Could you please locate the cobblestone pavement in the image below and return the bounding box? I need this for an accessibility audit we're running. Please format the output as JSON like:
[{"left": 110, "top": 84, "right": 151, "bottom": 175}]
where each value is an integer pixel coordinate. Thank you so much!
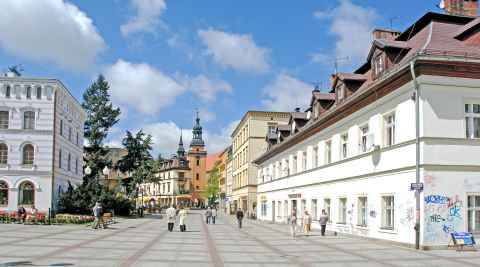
[{"left": 1, "top": 210, "right": 480, "bottom": 266}]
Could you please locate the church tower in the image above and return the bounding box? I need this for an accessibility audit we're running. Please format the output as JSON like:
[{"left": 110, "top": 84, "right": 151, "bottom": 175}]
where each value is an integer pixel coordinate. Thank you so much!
[{"left": 188, "top": 111, "right": 207, "bottom": 207}]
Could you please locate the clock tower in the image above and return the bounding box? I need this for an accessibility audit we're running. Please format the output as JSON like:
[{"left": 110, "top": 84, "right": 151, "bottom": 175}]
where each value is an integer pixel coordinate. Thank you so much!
[{"left": 188, "top": 111, "right": 207, "bottom": 207}]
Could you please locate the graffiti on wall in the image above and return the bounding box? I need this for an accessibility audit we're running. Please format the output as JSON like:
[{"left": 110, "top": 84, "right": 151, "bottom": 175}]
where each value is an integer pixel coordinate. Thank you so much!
[
  {"left": 399, "top": 199, "right": 414, "bottom": 227},
  {"left": 424, "top": 194, "right": 463, "bottom": 244}
]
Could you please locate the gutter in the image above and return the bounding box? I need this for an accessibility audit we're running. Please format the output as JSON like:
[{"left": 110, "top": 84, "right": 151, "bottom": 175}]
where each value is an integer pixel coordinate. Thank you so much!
[{"left": 410, "top": 58, "right": 421, "bottom": 250}]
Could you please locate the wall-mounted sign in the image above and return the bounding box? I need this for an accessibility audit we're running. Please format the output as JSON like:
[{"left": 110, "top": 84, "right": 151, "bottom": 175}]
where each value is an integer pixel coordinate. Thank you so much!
[
  {"left": 410, "top": 182, "right": 424, "bottom": 191},
  {"left": 288, "top": 193, "right": 302, "bottom": 199}
]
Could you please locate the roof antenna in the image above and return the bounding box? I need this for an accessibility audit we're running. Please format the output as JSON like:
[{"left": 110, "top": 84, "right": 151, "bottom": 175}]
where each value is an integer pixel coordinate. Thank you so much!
[
  {"left": 334, "top": 56, "right": 350, "bottom": 74},
  {"left": 389, "top": 16, "right": 399, "bottom": 30}
]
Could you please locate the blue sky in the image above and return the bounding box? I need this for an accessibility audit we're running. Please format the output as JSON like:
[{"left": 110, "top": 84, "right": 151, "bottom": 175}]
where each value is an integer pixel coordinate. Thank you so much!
[{"left": 0, "top": 0, "right": 441, "bottom": 155}]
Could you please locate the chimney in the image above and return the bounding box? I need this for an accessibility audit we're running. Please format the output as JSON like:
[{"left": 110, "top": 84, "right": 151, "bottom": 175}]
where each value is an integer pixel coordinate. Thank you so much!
[
  {"left": 372, "top": 28, "right": 401, "bottom": 40},
  {"left": 442, "top": 0, "right": 478, "bottom": 17}
]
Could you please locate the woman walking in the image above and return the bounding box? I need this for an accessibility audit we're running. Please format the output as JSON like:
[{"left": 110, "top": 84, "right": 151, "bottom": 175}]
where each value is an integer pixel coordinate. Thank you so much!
[
  {"left": 178, "top": 206, "right": 187, "bottom": 232},
  {"left": 303, "top": 210, "right": 312, "bottom": 236},
  {"left": 290, "top": 209, "right": 298, "bottom": 238}
]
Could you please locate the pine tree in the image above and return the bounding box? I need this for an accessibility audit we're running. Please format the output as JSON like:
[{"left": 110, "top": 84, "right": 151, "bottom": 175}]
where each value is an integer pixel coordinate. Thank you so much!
[{"left": 82, "top": 75, "right": 121, "bottom": 183}]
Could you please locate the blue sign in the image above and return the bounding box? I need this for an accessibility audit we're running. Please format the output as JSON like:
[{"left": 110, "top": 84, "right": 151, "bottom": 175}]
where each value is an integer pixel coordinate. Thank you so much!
[{"left": 451, "top": 232, "right": 476, "bottom": 246}]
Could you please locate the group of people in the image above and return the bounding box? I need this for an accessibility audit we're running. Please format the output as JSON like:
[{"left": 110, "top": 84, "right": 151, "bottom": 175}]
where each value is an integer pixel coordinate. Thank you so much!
[
  {"left": 166, "top": 205, "right": 188, "bottom": 232},
  {"left": 289, "top": 209, "right": 329, "bottom": 238},
  {"left": 204, "top": 206, "right": 217, "bottom": 224},
  {"left": 16, "top": 205, "right": 38, "bottom": 223}
]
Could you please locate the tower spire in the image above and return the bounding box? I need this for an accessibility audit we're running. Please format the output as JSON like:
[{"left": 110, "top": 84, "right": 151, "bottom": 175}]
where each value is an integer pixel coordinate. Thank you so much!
[
  {"left": 177, "top": 129, "right": 185, "bottom": 157},
  {"left": 190, "top": 109, "right": 205, "bottom": 147}
]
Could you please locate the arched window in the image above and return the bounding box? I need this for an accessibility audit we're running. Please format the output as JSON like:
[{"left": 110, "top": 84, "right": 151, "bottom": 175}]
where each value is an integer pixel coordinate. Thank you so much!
[
  {"left": 26, "top": 86, "right": 31, "bottom": 99},
  {"left": 0, "top": 181, "right": 7, "bottom": 205},
  {"left": 22, "top": 144, "right": 34, "bottom": 165},
  {"left": 0, "top": 144, "right": 7, "bottom": 165},
  {"left": 19, "top": 181, "right": 34, "bottom": 205},
  {"left": 23, "top": 111, "right": 35, "bottom": 129},
  {"left": 36, "top": 86, "right": 42, "bottom": 100}
]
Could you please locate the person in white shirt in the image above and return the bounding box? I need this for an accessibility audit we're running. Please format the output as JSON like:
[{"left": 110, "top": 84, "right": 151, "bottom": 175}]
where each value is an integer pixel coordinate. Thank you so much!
[
  {"left": 166, "top": 205, "right": 176, "bottom": 232},
  {"left": 212, "top": 207, "right": 217, "bottom": 224}
]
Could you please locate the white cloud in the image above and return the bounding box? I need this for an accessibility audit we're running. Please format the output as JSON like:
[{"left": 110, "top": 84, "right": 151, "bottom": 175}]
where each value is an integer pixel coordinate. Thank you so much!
[
  {"left": 177, "top": 74, "right": 232, "bottom": 103},
  {"left": 262, "top": 74, "right": 312, "bottom": 112},
  {"left": 198, "top": 29, "right": 270, "bottom": 74},
  {"left": 105, "top": 59, "right": 185, "bottom": 115},
  {"left": 199, "top": 108, "right": 216, "bottom": 123},
  {"left": 0, "top": 0, "right": 105, "bottom": 71},
  {"left": 314, "top": 0, "right": 378, "bottom": 65},
  {"left": 310, "top": 53, "right": 332, "bottom": 65},
  {"left": 141, "top": 120, "right": 239, "bottom": 156},
  {"left": 121, "top": 0, "right": 167, "bottom": 37}
]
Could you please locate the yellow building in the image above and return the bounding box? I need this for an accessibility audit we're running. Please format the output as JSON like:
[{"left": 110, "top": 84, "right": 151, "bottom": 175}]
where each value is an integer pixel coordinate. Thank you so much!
[
  {"left": 187, "top": 112, "right": 208, "bottom": 207},
  {"left": 231, "top": 111, "right": 290, "bottom": 217}
]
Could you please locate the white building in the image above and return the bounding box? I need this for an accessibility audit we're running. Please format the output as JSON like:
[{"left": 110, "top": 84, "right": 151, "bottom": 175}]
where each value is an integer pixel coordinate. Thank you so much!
[
  {"left": 254, "top": 13, "right": 480, "bottom": 248},
  {"left": 0, "top": 72, "right": 85, "bottom": 214}
]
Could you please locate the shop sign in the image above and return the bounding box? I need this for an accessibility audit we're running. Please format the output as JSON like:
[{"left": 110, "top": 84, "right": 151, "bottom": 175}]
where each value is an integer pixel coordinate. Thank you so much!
[{"left": 288, "top": 193, "right": 302, "bottom": 199}]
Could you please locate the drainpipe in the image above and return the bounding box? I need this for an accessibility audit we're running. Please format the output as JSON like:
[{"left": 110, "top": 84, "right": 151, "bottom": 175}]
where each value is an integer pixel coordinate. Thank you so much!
[{"left": 410, "top": 58, "right": 421, "bottom": 250}]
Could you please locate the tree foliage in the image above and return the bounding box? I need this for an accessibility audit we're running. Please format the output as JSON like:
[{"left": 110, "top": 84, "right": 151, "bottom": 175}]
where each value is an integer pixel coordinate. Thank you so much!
[
  {"left": 82, "top": 75, "right": 121, "bottom": 183},
  {"left": 204, "top": 161, "right": 221, "bottom": 204}
]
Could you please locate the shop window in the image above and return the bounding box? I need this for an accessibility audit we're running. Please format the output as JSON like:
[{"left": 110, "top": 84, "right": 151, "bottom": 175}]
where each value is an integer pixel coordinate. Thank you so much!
[
  {"left": 261, "top": 201, "right": 267, "bottom": 217},
  {"left": 312, "top": 199, "right": 318, "bottom": 220},
  {"left": 338, "top": 198, "right": 347, "bottom": 224},
  {"left": 358, "top": 196, "right": 368, "bottom": 226},
  {"left": 0, "top": 181, "right": 8, "bottom": 205},
  {"left": 324, "top": 198, "right": 331, "bottom": 222}
]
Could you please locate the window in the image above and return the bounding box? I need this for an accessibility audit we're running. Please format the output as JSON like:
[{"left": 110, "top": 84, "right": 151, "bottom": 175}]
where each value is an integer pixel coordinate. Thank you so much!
[
  {"left": 358, "top": 197, "right": 368, "bottom": 226},
  {"left": 465, "top": 104, "right": 480, "bottom": 139},
  {"left": 26, "top": 86, "right": 32, "bottom": 99},
  {"left": 0, "top": 181, "right": 8, "bottom": 205},
  {"left": 384, "top": 113, "right": 395, "bottom": 147},
  {"left": 75, "top": 158, "right": 78, "bottom": 174},
  {"left": 59, "top": 149, "right": 62, "bottom": 169},
  {"left": 196, "top": 173, "right": 199, "bottom": 180},
  {"left": 337, "top": 85, "right": 345, "bottom": 102},
  {"left": 312, "top": 199, "right": 318, "bottom": 220},
  {"left": 22, "top": 144, "right": 34, "bottom": 165},
  {"left": 382, "top": 195, "right": 395, "bottom": 229},
  {"left": 67, "top": 153, "right": 71, "bottom": 171},
  {"left": 338, "top": 198, "right": 347, "bottom": 224},
  {"left": 23, "top": 111, "right": 35, "bottom": 130},
  {"left": 76, "top": 132, "right": 79, "bottom": 145},
  {"left": 196, "top": 185, "right": 199, "bottom": 190},
  {"left": 179, "top": 172, "right": 185, "bottom": 178},
  {"left": 268, "top": 123, "right": 277, "bottom": 134},
  {"left": 36, "top": 86, "right": 42, "bottom": 99},
  {"left": 325, "top": 140, "right": 332, "bottom": 164},
  {"left": 312, "top": 147, "right": 318, "bottom": 168},
  {"left": 68, "top": 126, "right": 72, "bottom": 141},
  {"left": 0, "top": 143, "right": 7, "bottom": 165},
  {"left": 324, "top": 198, "right": 331, "bottom": 222},
  {"left": 0, "top": 111, "right": 9, "bottom": 129},
  {"left": 302, "top": 151, "right": 307, "bottom": 171},
  {"left": 341, "top": 133, "right": 348, "bottom": 159},
  {"left": 60, "top": 120, "right": 63, "bottom": 136},
  {"left": 19, "top": 181, "right": 34, "bottom": 205},
  {"left": 261, "top": 201, "right": 267, "bottom": 217},
  {"left": 292, "top": 156, "right": 297, "bottom": 174},
  {"left": 167, "top": 183, "right": 170, "bottom": 192},
  {"left": 284, "top": 159, "right": 289, "bottom": 176},
  {"left": 360, "top": 125, "right": 369, "bottom": 153},
  {"left": 5, "top": 86, "right": 11, "bottom": 98},
  {"left": 373, "top": 53, "right": 385, "bottom": 77},
  {"left": 301, "top": 199, "right": 306, "bottom": 215},
  {"left": 196, "top": 157, "right": 200, "bottom": 166},
  {"left": 468, "top": 195, "right": 480, "bottom": 233}
]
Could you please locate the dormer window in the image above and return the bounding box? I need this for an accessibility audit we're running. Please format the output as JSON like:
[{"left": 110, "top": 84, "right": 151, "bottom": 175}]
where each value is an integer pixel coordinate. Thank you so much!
[
  {"left": 373, "top": 53, "right": 385, "bottom": 78},
  {"left": 337, "top": 85, "right": 346, "bottom": 102}
]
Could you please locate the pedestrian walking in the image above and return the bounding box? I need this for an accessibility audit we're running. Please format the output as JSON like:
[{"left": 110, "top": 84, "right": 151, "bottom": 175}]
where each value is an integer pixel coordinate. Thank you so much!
[
  {"left": 236, "top": 208, "right": 244, "bottom": 229},
  {"left": 17, "top": 206, "right": 26, "bottom": 223},
  {"left": 212, "top": 207, "right": 217, "bottom": 224},
  {"left": 303, "top": 210, "right": 312, "bottom": 236},
  {"left": 92, "top": 202, "right": 106, "bottom": 229},
  {"left": 166, "top": 205, "right": 176, "bottom": 232},
  {"left": 290, "top": 209, "right": 298, "bottom": 238},
  {"left": 319, "top": 209, "right": 328, "bottom": 236},
  {"left": 178, "top": 206, "right": 187, "bottom": 232},
  {"left": 205, "top": 207, "right": 212, "bottom": 224}
]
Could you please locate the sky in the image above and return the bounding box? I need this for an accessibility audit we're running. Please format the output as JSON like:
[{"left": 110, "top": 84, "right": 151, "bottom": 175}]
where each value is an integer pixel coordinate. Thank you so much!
[{"left": 0, "top": 0, "right": 442, "bottom": 156}]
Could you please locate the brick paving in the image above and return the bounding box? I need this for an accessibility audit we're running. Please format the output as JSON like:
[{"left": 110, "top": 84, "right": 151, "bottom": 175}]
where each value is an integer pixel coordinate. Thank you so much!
[{"left": 0, "top": 210, "right": 479, "bottom": 266}]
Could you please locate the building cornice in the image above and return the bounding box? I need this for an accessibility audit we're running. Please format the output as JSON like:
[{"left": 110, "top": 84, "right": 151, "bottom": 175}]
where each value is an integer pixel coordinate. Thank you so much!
[{"left": 231, "top": 111, "right": 291, "bottom": 138}]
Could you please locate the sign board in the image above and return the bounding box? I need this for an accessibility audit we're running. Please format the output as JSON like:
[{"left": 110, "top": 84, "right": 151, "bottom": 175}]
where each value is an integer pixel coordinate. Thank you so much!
[
  {"left": 288, "top": 193, "right": 302, "bottom": 199},
  {"left": 410, "top": 182, "right": 424, "bottom": 191},
  {"left": 449, "top": 232, "right": 477, "bottom": 251}
]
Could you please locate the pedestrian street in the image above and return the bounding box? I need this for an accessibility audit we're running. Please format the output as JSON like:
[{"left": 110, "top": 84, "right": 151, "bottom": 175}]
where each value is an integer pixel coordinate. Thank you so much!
[{"left": 1, "top": 210, "right": 480, "bottom": 267}]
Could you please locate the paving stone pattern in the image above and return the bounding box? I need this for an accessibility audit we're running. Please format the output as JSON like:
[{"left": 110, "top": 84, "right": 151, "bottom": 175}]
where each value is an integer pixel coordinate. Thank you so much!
[{"left": 0, "top": 210, "right": 479, "bottom": 266}]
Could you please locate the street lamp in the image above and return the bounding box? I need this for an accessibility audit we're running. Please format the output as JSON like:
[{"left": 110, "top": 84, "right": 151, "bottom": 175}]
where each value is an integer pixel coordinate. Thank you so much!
[{"left": 84, "top": 165, "right": 92, "bottom": 176}]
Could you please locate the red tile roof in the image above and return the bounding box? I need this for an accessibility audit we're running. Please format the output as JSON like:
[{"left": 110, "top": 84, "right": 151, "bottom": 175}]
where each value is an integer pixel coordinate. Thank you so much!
[{"left": 206, "top": 153, "right": 221, "bottom": 172}]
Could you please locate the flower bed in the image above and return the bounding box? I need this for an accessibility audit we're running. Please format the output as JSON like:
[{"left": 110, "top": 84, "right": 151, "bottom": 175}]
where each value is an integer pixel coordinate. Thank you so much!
[{"left": 53, "top": 214, "right": 94, "bottom": 224}]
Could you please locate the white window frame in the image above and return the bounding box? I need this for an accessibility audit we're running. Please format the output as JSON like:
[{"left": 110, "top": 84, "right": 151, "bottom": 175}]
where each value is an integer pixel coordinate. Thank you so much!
[
  {"left": 312, "top": 146, "right": 318, "bottom": 169},
  {"left": 359, "top": 124, "right": 369, "bottom": 153},
  {"left": 465, "top": 103, "right": 480, "bottom": 139},
  {"left": 384, "top": 113, "right": 396, "bottom": 147},
  {"left": 381, "top": 195, "right": 395, "bottom": 230},
  {"left": 324, "top": 198, "right": 331, "bottom": 223},
  {"left": 302, "top": 151, "right": 307, "bottom": 171},
  {"left": 358, "top": 196, "right": 368, "bottom": 226},
  {"left": 340, "top": 133, "right": 348, "bottom": 159},
  {"left": 312, "top": 199, "right": 318, "bottom": 221},
  {"left": 338, "top": 198, "right": 347, "bottom": 224},
  {"left": 325, "top": 140, "right": 332, "bottom": 164},
  {"left": 467, "top": 194, "right": 480, "bottom": 233}
]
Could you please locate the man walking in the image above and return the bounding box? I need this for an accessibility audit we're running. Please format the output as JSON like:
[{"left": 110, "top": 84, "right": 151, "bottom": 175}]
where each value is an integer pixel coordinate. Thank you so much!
[
  {"left": 236, "top": 208, "right": 244, "bottom": 229},
  {"left": 319, "top": 209, "right": 328, "bottom": 236},
  {"left": 92, "top": 202, "right": 105, "bottom": 229},
  {"left": 212, "top": 207, "right": 217, "bottom": 224},
  {"left": 205, "top": 207, "right": 212, "bottom": 224},
  {"left": 178, "top": 206, "right": 187, "bottom": 232},
  {"left": 166, "top": 205, "right": 176, "bottom": 232}
]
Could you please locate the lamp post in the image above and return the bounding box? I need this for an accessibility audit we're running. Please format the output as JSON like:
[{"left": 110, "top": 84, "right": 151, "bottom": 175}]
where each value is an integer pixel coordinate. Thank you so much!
[{"left": 84, "top": 165, "right": 92, "bottom": 176}]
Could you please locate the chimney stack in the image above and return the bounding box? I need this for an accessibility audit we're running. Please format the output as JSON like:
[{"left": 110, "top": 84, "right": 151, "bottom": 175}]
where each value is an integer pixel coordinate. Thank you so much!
[
  {"left": 442, "top": 0, "right": 478, "bottom": 17},
  {"left": 372, "top": 28, "right": 401, "bottom": 40}
]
